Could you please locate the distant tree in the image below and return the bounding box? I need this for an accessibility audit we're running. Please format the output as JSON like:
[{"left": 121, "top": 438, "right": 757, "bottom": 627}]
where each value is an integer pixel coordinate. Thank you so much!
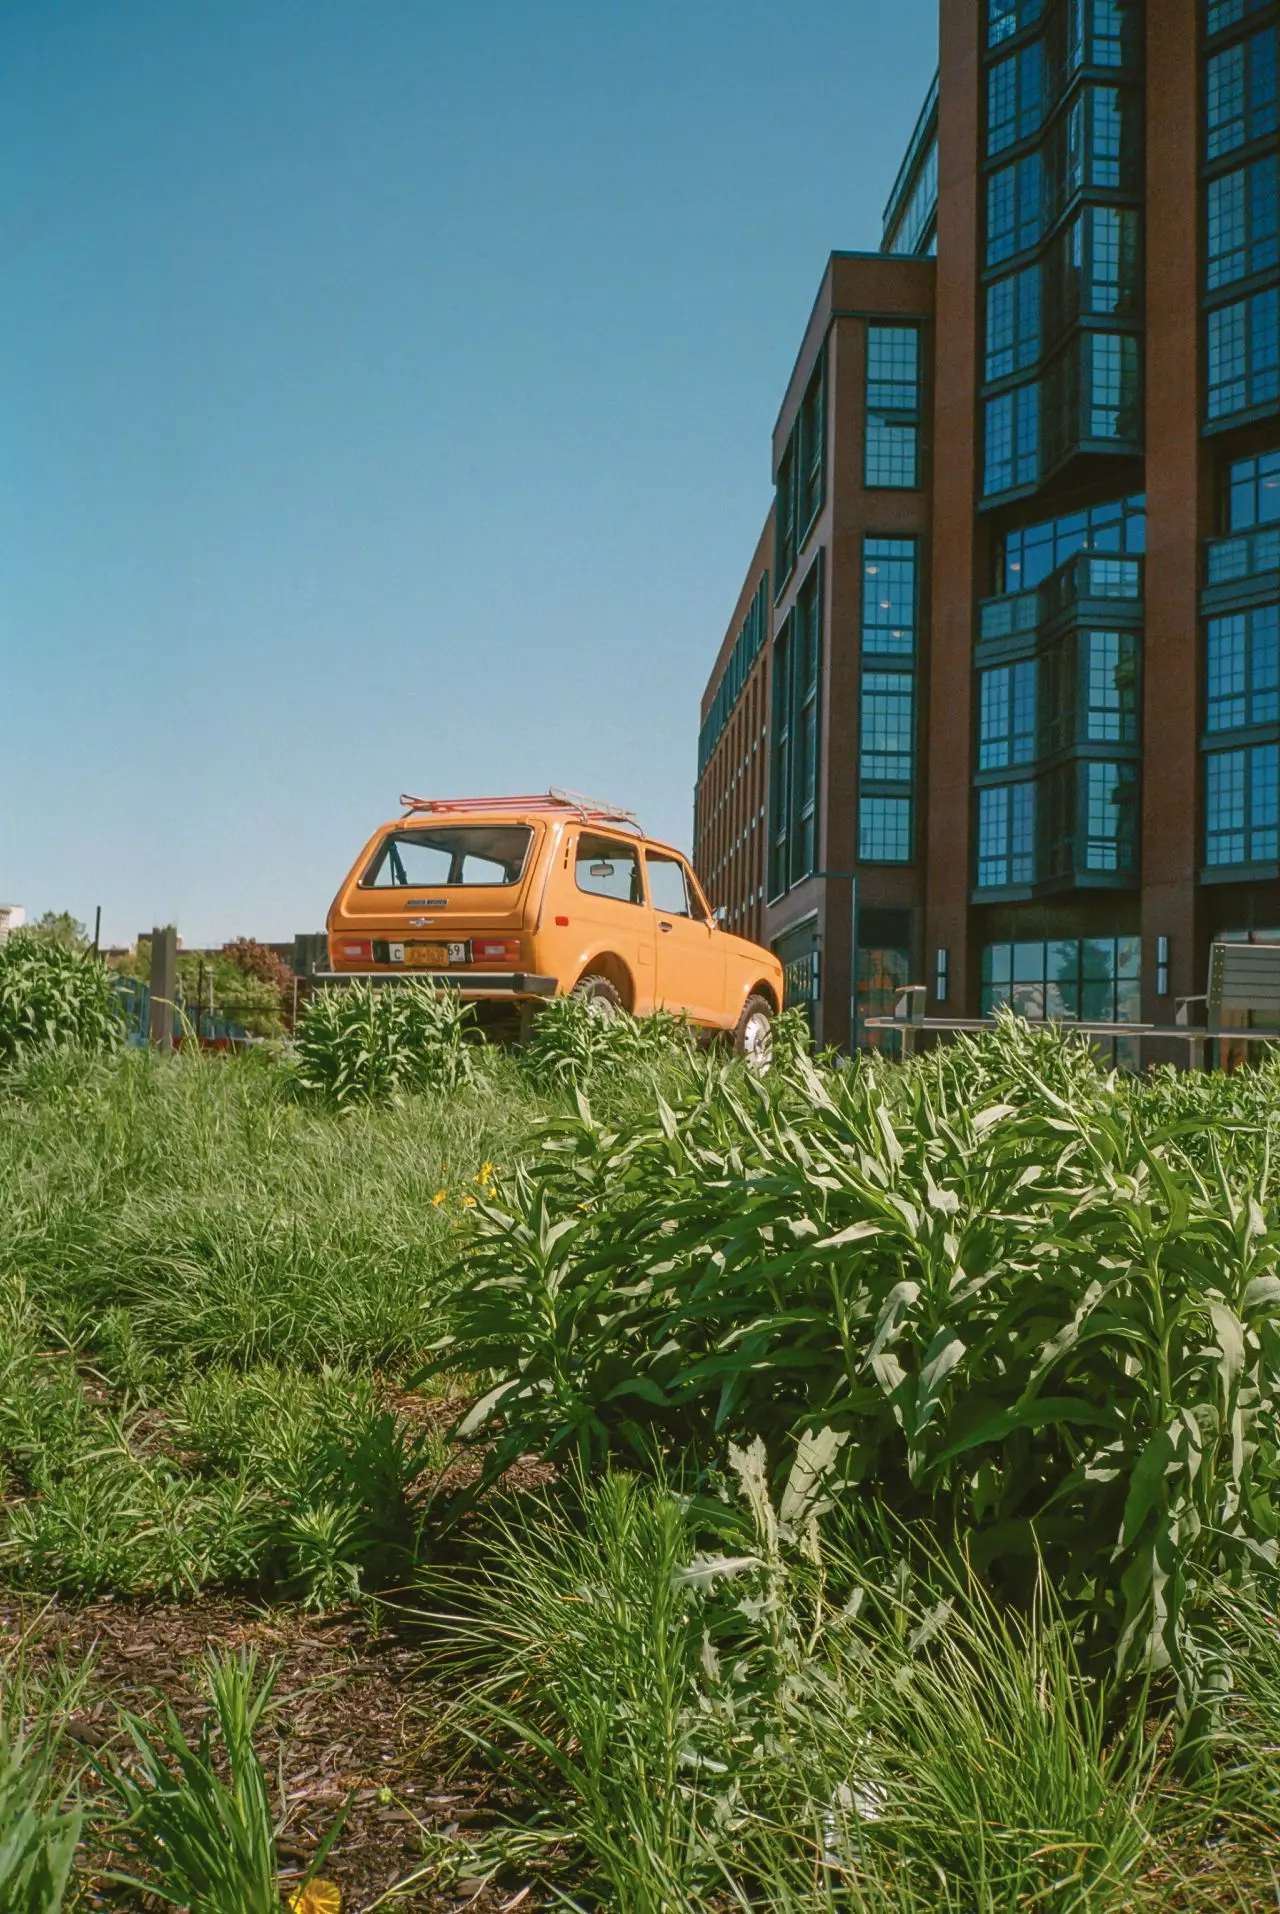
[
  {"left": 221, "top": 938, "right": 295, "bottom": 1026},
  {"left": 26, "top": 911, "right": 89, "bottom": 949}
]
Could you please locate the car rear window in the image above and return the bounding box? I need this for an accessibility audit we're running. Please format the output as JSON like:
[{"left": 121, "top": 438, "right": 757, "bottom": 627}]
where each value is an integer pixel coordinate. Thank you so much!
[{"left": 363, "top": 825, "right": 533, "bottom": 888}]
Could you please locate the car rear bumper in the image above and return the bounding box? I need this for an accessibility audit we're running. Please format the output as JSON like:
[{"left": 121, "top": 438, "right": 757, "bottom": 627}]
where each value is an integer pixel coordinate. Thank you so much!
[{"left": 311, "top": 970, "right": 557, "bottom": 998}]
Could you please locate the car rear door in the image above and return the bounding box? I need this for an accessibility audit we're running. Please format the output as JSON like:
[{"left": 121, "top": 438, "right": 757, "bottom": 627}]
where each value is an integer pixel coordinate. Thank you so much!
[
  {"left": 645, "top": 849, "right": 727, "bottom": 1026},
  {"left": 565, "top": 831, "right": 656, "bottom": 1008}
]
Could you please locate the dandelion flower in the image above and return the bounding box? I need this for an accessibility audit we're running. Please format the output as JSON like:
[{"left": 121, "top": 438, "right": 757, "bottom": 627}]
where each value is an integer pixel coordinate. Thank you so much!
[{"left": 432, "top": 1190, "right": 447, "bottom": 1208}]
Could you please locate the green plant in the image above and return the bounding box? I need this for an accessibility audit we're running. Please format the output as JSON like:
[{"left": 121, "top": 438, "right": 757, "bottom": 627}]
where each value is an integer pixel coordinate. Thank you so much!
[
  {"left": 0, "top": 935, "right": 121, "bottom": 1066},
  {"left": 435, "top": 1019, "right": 1280, "bottom": 1713},
  {"left": 517, "top": 994, "right": 698, "bottom": 1093},
  {"left": 295, "top": 979, "right": 478, "bottom": 1105},
  {"left": 97, "top": 1648, "right": 346, "bottom": 1913},
  {"left": 0, "top": 1695, "right": 80, "bottom": 1914}
]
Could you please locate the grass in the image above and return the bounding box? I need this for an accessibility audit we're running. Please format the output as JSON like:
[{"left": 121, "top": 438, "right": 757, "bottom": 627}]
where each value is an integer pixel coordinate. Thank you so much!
[{"left": 0, "top": 1018, "right": 1279, "bottom": 1907}]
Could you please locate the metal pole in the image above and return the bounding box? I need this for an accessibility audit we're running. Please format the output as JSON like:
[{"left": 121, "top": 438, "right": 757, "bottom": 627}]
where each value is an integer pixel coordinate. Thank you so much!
[{"left": 92, "top": 905, "right": 101, "bottom": 959}]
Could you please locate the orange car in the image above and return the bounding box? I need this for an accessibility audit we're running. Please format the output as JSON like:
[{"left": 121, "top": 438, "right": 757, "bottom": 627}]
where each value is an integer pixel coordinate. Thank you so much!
[{"left": 323, "top": 791, "right": 783, "bottom": 1060}]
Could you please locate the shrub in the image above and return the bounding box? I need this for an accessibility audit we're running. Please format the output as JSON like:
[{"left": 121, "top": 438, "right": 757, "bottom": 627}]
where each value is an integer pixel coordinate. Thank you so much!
[
  {"left": 221, "top": 938, "right": 295, "bottom": 1028},
  {"left": 518, "top": 994, "right": 699, "bottom": 1093},
  {"left": 294, "top": 979, "right": 477, "bottom": 1105},
  {"left": 0, "top": 936, "right": 121, "bottom": 1067},
  {"left": 434, "top": 1019, "right": 1280, "bottom": 1712}
]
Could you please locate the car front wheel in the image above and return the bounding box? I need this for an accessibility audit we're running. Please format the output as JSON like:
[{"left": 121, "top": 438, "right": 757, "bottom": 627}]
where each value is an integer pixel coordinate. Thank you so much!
[
  {"left": 733, "top": 995, "right": 774, "bottom": 1072},
  {"left": 572, "top": 974, "right": 624, "bottom": 1021}
]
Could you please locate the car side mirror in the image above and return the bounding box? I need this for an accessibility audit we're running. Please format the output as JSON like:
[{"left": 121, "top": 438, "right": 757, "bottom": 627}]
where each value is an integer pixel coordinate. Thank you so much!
[{"left": 713, "top": 905, "right": 727, "bottom": 927}]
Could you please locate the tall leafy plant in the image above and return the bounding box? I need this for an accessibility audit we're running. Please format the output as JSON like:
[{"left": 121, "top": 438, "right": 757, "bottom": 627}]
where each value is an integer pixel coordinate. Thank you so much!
[
  {"left": 0, "top": 936, "right": 121, "bottom": 1066},
  {"left": 295, "top": 979, "right": 477, "bottom": 1105}
]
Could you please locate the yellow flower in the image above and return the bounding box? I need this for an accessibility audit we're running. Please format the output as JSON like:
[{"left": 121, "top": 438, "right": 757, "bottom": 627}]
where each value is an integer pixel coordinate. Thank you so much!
[
  {"left": 432, "top": 1190, "right": 447, "bottom": 1207},
  {"left": 288, "top": 1881, "right": 342, "bottom": 1914},
  {"left": 475, "top": 1161, "right": 496, "bottom": 1184},
  {"left": 462, "top": 1194, "right": 477, "bottom": 1208}
]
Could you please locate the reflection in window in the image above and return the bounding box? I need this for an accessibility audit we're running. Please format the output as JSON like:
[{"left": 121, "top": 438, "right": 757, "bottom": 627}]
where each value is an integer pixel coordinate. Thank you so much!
[
  {"left": 1208, "top": 287, "right": 1280, "bottom": 419},
  {"left": 977, "top": 781, "right": 1036, "bottom": 887},
  {"left": 862, "top": 538, "right": 917, "bottom": 656},
  {"left": 988, "top": 0, "right": 1042, "bottom": 47},
  {"left": 1206, "top": 743, "right": 1280, "bottom": 864},
  {"left": 1207, "top": 29, "right": 1279, "bottom": 160},
  {"left": 768, "top": 560, "right": 823, "bottom": 897},
  {"left": 858, "top": 796, "right": 912, "bottom": 863},
  {"left": 865, "top": 327, "right": 921, "bottom": 487},
  {"left": 981, "top": 936, "right": 1141, "bottom": 1022},
  {"left": 1084, "top": 630, "right": 1139, "bottom": 743},
  {"left": 1207, "top": 156, "right": 1280, "bottom": 291},
  {"left": 978, "top": 660, "right": 1038, "bottom": 768},
  {"left": 1207, "top": 605, "right": 1280, "bottom": 729},
  {"left": 984, "top": 381, "right": 1039, "bottom": 495},
  {"left": 985, "top": 266, "right": 1041, "bottom": 379},
  {"left": 987, "top": 40, "right": 1044, "bottom": 156},
  {"left": 1228, "top": 448, "right": 1280, "bottom": 529},
  {"left": 998, "top": 494, "right": 1144, "bottom": 592},
  {"left": 859, "top": 672, "right": 914, "bottom": 784},
  {"left": 987, "top": 152, "right": 1043, "bottom": 264},
  {"left": 1084, "top": 761, "right": 1137, "bottom": 872}
]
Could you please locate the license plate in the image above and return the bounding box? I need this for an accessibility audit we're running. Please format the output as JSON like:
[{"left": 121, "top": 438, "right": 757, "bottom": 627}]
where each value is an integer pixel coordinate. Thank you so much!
[{"left": 391, "top": 942, "right": 449, "bottom": 967}]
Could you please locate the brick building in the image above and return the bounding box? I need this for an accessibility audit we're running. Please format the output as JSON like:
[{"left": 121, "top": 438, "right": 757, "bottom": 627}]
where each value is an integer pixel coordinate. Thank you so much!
[{"left": 695, "top": 0, "right": 1280, "bottom": 1051}]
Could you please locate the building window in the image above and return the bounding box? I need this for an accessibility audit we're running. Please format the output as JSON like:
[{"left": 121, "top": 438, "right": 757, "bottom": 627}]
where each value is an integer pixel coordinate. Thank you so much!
[
  {"left": 865, "top": 327, "right": 921, "bottom": 487},
  {"left": 983, "top": 381, "right": 1039, "bottom": 495},
  {"left": 860, "top": 671, "right": 914, "bottom": 784},
  {"left": 1207, "top": 156, "right": 1280, "bottom": 291},
  {"left": 987, "top": 40, "right": 1045, "bottom": 156},
  {"left": 981, "top": 936, "right": 1141, "bottom": 1021},
  {"left": 1227, "top": 446, "right": 1280, "bottom": 527},
  {"left": 1057, "top": 84, "right": 1140, "bottom": 204},
  {"left": 985, "top": 265, "right": 1042, "bottom": 379},
  {"left": 1084, "top": 630, "right": 1140, "bottom": 742},
  {"left": 1207, "top": 604, "right": 1280, "bottom": 729},
  {"left": 987, "top": 152, "right": 1044, "bottom": 264},
  {"left": 1084, "top": 760, "right": 1137, "bottom": 871},
  {"left": 978, "top": 659, "right": 1038, "bottom": 768},
  {"left": 1086, "top": 332, "right": 1141, "bottom": 440},
  {"left": 977, "top": 781, "right": 1036, "bottom": 887},
  {"left": 1067, "top": 0, "right": 1136, "bottom": 71},
  {"left": 1208, "top": 0, "right": 1273, "bottom": 35},
  {"left": 698, "top": 572, "right": 769, "bottom": 774},
  {"left": 859, "top": 796, "right": 912, "bottom": 863},
  {"left": 1207, "top": 28, "right": 1279, "bottom": 160},
  {"left": 1208, "top": 286, "right": 1280, "bottom": 419},
  {"left": 774, "top": 352, "right": 826, "bottom": 593},
  {"left": 998, "top": 493, "right": 1144, "bottom": 591},
  {"left": 1055, "top": 205, "right": 1141, "bottom": 324},
  {"left": 1206, "top": 742, "right": 1280, "bottom": 864},
  {"left": 768, "top": 559, "right": 823, "bottom": 897},
  {"left": 885, "top": 136, "right": 938, "bottom": 256},
  {"left": 862, "top": 537, "right": 917, "bottom": 656},
  {"left": 989, "top": 0, "right": 1043, "bottom": 44}
]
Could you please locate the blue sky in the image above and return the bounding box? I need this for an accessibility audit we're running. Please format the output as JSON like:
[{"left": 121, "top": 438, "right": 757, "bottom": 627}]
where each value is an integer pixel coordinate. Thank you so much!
[{"left": 1, "top": 1, "right": 938, "bottom": 946}]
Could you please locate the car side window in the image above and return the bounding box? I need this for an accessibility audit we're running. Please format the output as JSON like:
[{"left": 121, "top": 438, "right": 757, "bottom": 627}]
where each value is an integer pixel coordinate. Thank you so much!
[
  {"left": 574, "top": 833, "right": 644, "bottom": 905},
  {"left": 645, "top": 852, "right": 693, "bottom": 918}
]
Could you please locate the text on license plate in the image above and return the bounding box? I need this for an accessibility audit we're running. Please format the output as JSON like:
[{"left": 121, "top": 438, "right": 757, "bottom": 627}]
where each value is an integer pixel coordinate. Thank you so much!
[{"left": 388, "top": 942, "right": 469, "bottom": 966}]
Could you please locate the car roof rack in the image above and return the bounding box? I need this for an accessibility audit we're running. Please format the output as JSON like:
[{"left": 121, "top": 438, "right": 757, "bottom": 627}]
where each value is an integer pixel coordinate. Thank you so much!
[{"left": 398, "top": 788, "right": 641, "bottom": 830}]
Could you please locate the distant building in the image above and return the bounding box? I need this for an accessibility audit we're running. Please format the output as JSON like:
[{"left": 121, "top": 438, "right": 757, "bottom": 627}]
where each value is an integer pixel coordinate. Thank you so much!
[
  {"left": 696, "top": 0, "right": 1280, "bottom": 1050},
  {"left": 0, "top": 905, "right": 27, "bottom": 943}
]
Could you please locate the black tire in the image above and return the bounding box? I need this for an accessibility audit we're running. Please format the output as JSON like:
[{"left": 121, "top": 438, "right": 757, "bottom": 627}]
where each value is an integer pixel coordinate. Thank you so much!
[
  {"left": 733, "top": 994, "right": 774, "bottom": 1071},
  {"left": 572, "top": 974, "right": 624, "bottom": 1020}
]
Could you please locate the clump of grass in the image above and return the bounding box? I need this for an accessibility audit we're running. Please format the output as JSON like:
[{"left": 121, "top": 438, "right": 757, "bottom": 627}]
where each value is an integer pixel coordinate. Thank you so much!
[
  {"left": 0, "top": 935, "right": 121, "bottom": 1068},
  {"left": 517, "top": 993, "right": 700, "bottom": 1093},
  {"left": 0, "top": 1653, "right": 82, "bottom": 1914},
  {"left": 295, "top": 979, "right": 477, "bottom": 1105},
  {"left": 95, "top": 1648, "right": 346, "bottom": 1914}
]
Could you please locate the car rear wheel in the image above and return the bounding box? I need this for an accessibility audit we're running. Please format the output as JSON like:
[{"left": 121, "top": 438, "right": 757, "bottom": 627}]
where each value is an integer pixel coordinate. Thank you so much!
[
  {"left": 734, "top": 995, "right": 774, "bottom": 1072},
  {"left": 572, "top": 974, "right": 624, "bottom": 1021}
]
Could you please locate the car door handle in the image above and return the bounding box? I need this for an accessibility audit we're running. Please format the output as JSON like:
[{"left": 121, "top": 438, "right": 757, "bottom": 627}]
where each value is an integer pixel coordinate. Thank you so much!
[{"left": 659, "top": 921, "right": 673, "bottom": 932}]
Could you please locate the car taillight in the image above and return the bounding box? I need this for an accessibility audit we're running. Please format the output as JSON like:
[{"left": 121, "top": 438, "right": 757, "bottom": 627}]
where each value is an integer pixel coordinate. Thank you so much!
[
  {"left": 473, "top": 938, "right": 521, "bottom": 963},
  {"left": 339, "top": 940, "right": 372, "bottom": 962}
]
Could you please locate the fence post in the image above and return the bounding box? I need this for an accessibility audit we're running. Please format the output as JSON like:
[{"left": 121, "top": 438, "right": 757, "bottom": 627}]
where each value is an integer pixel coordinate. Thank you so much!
[{"left": 147, "top": 926, "right": 177, "bottom": 1048}]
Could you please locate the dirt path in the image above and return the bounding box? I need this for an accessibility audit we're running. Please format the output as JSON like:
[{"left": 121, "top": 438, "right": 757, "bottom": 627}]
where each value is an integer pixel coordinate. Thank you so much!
[{"left": 2, "top": 1590, "right": 539, "bottom": 1912}]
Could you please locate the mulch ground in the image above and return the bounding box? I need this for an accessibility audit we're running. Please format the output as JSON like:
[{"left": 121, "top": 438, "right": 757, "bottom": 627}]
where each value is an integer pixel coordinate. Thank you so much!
[{"left": 1, "top": 1586, "right": 544, "bottom": 1913}]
